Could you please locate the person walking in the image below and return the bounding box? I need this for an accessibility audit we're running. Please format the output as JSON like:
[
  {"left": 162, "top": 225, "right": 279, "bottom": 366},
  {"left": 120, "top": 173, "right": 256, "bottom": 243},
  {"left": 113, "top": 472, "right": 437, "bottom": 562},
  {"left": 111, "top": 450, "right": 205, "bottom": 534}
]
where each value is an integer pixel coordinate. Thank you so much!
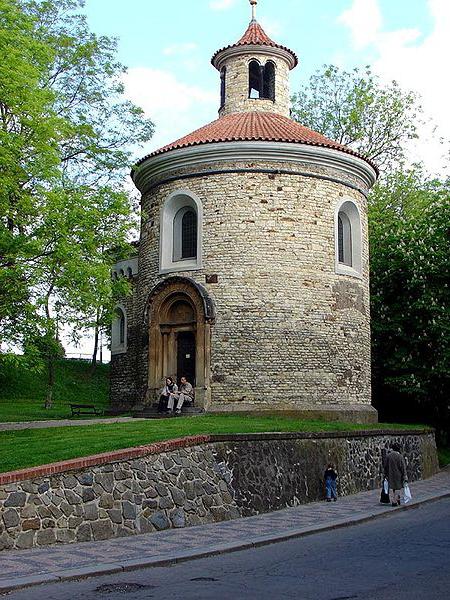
[
  {"left": 384, "top": 443, "right": 408, "bottom": 506},
  {"left": 324, "top": 463, "right": 338, "bottom": 502}
]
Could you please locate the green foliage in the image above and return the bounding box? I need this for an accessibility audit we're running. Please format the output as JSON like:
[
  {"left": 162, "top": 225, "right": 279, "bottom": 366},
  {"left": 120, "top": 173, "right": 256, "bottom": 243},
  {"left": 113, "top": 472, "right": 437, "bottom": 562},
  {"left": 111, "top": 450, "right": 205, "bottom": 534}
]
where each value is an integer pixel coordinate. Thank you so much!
[
  {"left": 0, "top": 0, "right": 153, "bottom": 357},
  {"left": 0, "top": 415, "right": 426, "bottom": 472},
  {"left": 291, "top": 65, "right": 422, "bottom": 173},
  {"left": 0, "top": 357, "right": 109, "bottom": 421},
  {"left": 369, "top": 169, "right": 450, "bottom": 442}
]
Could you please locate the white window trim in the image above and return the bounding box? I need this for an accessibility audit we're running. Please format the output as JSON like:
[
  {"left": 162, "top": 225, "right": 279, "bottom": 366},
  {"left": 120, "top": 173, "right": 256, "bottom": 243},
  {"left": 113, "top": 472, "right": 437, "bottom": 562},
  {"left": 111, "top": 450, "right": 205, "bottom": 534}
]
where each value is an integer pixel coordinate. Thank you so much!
[
  {"left": 111, "top": 304, "right": 127, "bottom": 355},
  {"left": 334, "top": 199, "right": 363, "bottom": 279},
  {"left": 159, "top": 189, "right": 203, "bottom": 274}
]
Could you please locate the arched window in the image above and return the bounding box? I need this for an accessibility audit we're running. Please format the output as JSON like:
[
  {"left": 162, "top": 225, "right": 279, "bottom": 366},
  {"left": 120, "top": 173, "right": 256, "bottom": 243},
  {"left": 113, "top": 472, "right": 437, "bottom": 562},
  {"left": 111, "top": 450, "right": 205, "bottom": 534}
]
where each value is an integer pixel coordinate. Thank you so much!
[
  {"left": 160, "top": 190, "right": 203, "bottom": 273},
  {"left": 263, "top": 61, "right": 276, "bottom": 101},
  {"left": 111, "top": 306, "right": 127, "bottom": 354},
  {"left": 248, "top": 60, "right": 276, "bottom": 101},
  {"left": 249, "top": 60, "right": 262, "bottom": 98},
  {"left": 335, "top": 200, "right": 362, "bottom": 276},
  {"left": 338, "top": 212, "right": 352, "bottom": 266},
  {"left": 127, "top": 267, "right": 133, "bottom": 278},
  {"left": 173, "top": 207, "right": 197, "bottom": 261},
  {"left": 220, "top": 66, "right": 226, "bottom": 107}
]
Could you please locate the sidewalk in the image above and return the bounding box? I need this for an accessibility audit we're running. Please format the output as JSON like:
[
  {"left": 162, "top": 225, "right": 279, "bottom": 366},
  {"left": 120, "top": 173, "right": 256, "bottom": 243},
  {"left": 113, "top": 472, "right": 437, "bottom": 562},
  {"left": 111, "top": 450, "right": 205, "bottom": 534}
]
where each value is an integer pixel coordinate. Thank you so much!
[
  {"left": 1, "top": 468, "right": 449, "bottom": 594},
  {"left": 0, "top": 417, "right": 145, "bottom": 432}
]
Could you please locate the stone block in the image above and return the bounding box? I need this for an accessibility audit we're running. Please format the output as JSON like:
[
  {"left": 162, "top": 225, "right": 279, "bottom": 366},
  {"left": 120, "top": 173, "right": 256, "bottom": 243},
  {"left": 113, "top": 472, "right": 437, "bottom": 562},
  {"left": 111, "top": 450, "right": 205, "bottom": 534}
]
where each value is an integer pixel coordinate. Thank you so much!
[
  {"left": 150, "top": 512, "right": 170, "bottom": 531},
  {"left": 36, "top": 528, "right": 56, "bottom": 546},
  {"left": 122, "top": 501, "right": 136, "bottom": 520},
  {"left": 16, "top": 530, "right": 35, "bottom": 549},
  {"left": 84, "top": 503, "right": 99, "bottom": 521},
  {"left": 3, "top": 508, "right": 20, "bottom": 529},
  {"left": 22, "top": 518, "right": 40, "bottom": 531},
  {"left": 76, "top": 523, "right": 92, "bottom": 542},
  {"left": 4, "top": 492, "right": 26, "bottom": 507}
]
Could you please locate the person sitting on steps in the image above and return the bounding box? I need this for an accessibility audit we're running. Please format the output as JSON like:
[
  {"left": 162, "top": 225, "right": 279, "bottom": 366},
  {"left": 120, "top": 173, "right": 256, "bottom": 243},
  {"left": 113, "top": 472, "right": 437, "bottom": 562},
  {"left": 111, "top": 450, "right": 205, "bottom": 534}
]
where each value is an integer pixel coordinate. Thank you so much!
[
  {"left": 158, "top": 377, "right": 178, "bottom": 414},
  {"left": 172, "top": 376, "right": 194, "bottom": 415}
]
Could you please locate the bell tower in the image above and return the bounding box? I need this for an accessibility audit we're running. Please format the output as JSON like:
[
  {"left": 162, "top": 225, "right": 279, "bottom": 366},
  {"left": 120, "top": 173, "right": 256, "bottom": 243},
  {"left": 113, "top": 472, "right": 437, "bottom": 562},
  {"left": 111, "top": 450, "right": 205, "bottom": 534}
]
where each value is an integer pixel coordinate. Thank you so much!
[{"left": 211, "top": 0, "right": 298, "bottom": 118}]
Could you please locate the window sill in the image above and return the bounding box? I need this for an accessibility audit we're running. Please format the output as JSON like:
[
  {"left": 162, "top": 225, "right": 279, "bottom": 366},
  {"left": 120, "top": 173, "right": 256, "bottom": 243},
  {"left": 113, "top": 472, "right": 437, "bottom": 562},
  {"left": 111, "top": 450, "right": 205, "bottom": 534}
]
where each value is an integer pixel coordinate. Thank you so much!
[
  {"left": 159, "top": 260, "right": 203, "bottom": 274},
  {"left": 335, "top": 263, "right": 363, "bottom": 279},
  {"left": 111, "top": 345, "right": 127, "bottom": 355}
]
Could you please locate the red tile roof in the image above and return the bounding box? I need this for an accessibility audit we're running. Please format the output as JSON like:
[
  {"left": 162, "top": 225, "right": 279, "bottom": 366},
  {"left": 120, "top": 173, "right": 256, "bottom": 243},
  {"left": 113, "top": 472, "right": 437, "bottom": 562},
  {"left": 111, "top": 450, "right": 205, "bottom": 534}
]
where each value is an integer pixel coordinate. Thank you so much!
[
  {"left": 136, "top": 111, "right": 376, "bottom": 170},
  {"left": 212, "top": 20, "right": 298, "bottom": 68}
]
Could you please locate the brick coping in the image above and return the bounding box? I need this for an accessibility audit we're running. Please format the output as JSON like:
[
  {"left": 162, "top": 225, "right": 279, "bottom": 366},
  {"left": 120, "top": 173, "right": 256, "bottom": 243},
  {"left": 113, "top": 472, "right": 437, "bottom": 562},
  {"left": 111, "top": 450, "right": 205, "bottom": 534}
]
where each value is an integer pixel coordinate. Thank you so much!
[{"left": 0, "top": 429, "right": 433, "bottom": 485}]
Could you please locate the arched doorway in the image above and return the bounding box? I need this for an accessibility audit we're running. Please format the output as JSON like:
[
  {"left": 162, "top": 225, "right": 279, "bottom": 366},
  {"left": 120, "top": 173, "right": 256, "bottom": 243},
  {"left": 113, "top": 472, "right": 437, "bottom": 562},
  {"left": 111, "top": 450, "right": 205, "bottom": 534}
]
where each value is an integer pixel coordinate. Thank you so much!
[{"left": 146, "top": 278, "right": 214, "bottom": 409}]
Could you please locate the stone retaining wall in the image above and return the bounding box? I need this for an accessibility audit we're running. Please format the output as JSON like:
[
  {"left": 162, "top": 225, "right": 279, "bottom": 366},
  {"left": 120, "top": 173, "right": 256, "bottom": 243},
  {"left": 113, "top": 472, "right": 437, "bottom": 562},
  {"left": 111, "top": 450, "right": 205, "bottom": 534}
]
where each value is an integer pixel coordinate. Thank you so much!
[{"left": 0, "top": 431, "right": 439, "bottom": 551}]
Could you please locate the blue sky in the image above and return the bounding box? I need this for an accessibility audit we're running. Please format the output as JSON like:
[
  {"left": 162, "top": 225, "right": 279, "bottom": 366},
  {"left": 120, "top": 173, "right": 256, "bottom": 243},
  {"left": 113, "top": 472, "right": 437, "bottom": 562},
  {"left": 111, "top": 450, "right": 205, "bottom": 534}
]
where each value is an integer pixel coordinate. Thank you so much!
[{"left": 82, "top": 0, "right": 448, "bottom": 170}]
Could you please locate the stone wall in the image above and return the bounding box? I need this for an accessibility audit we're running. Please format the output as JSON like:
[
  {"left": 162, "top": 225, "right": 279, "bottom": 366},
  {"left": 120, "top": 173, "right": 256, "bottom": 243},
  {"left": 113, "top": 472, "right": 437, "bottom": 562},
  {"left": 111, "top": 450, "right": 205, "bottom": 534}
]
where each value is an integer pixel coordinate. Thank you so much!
[{"left": 0, "top": 431, "right": 439, "bottom": 551}]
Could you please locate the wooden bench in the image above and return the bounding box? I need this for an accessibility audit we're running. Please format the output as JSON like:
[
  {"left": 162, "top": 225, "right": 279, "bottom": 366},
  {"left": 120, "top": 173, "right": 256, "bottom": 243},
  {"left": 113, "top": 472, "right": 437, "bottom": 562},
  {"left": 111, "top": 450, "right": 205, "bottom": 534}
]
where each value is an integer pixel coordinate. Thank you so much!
[{"left": 70, "top": 404, "right": 103, "bottom": 417}]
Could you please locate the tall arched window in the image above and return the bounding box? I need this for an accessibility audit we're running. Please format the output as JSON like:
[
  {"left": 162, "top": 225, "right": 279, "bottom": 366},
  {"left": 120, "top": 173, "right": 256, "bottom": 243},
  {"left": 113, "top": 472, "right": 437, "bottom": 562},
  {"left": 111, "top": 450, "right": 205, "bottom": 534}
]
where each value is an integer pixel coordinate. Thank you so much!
[
  {"left": 220, "top": 66, "right": 226, "bottom": 107},
  {"left": 335, "top": 200, "right": 362, "bottom": 276},
  {"left": 263, "top": 61, "right": 276, "bottom": 101},
  {"left": 249, "top": 60, "right": 262, "bottom": 98},
  {"left": 248, "top": 60, "right": 276, "bottom": 101},
  {"left": 118, "top": 309, "right": 125, "bottom": 344},
  {"left": 160, "top": 190, "right": 203, "bottom": 273}
]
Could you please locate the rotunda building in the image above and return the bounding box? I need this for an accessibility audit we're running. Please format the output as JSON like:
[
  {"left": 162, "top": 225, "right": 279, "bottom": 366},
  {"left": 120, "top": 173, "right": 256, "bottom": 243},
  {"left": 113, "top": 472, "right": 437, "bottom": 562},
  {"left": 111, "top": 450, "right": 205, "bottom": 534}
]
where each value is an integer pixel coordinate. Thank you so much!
[{"left": 110, "top": 2, "right": 378, "bottom": 422}]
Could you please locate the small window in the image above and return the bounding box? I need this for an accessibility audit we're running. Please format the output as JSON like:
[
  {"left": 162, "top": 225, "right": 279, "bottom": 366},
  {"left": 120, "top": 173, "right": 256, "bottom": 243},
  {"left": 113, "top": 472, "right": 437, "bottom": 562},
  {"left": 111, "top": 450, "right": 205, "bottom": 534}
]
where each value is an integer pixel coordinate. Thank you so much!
[
  {"left": 338, "top": 212, "right": 352, "bottom": 266},
  {"left": 335, "top": 200, "right": 362, "bottom": 276},
  {"left": 127, "top": 267, "right": 133, "bottom": 278},
  {"left": 112, "top": 306, "right": 127, "bottom": 354},
  {"left": 220, "top": 66, "right": 226, "bottom": 107}
]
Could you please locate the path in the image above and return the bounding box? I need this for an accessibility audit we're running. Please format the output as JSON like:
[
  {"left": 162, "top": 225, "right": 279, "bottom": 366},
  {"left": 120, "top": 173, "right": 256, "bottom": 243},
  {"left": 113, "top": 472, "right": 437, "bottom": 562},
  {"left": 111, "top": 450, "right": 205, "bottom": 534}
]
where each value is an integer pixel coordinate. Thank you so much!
[
  {"left": 0, "top": 417, "right": 145, "bottom": 431},
  {"left": 0, "top": 467, "right": 449, "bottom": 593}
]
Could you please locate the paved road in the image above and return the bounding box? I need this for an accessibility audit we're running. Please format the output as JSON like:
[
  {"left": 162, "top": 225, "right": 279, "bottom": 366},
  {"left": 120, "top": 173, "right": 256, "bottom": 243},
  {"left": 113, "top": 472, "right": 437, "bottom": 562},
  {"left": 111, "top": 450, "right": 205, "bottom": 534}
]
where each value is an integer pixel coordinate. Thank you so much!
[{"left": 7, "top": 497, "right": 450, "bottom": 600}]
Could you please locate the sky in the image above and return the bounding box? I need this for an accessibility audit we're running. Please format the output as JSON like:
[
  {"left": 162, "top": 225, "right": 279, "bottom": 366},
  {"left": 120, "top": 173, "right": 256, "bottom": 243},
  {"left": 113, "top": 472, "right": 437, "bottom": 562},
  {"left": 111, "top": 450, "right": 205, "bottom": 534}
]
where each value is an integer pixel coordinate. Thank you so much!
[
  {"left": 68, "top": 0, "right": 449, "bottom": 358},
  {"left": 82, "top": 0, "right": 449, "bottom": 170}
]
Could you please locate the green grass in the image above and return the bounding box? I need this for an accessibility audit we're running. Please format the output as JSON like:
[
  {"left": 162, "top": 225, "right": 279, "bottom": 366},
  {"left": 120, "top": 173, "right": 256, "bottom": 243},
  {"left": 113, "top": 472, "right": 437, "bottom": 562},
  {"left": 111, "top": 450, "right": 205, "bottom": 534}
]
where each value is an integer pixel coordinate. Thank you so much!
[
  {"left": 438, "top": 447, "right": 450, "bottom": 468},
  {"left": 0, "top": 359, "right": 110, "bottom": 422},
  {"left": 0, "top": 414, "right": 427, "bottom": 473}
]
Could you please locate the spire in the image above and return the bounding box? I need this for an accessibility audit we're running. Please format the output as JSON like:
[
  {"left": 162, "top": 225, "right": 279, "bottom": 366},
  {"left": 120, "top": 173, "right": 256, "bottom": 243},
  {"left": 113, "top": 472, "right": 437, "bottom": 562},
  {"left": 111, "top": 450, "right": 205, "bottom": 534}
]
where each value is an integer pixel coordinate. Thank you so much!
[{"left": 250, "top": 0, "right": 257, "bottom": 22}]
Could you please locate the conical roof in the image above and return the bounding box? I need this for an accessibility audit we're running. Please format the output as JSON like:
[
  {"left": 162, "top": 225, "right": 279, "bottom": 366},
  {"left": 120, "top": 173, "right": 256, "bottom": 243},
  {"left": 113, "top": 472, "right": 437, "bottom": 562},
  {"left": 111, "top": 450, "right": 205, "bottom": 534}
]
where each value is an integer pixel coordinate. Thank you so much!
[{"left": 211, "top": 19, "right": 298, "bottom": 69}]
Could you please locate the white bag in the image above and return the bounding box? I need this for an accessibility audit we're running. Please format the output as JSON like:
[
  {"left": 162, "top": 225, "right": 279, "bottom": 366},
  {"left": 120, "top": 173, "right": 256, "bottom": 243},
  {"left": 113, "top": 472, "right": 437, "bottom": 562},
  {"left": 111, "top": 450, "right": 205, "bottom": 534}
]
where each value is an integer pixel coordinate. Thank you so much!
[
  {"left": 383, "top": 479, "right": 389, "bottom": 495},
  {"left": 403, "top": 483, "right": 412, "bottom": 503}
]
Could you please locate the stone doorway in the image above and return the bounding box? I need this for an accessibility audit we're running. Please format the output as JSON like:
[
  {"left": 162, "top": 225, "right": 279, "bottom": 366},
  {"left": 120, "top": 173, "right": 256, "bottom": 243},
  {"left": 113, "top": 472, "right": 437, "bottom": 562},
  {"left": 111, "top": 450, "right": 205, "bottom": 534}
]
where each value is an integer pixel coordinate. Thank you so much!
[{"left": 146, "top": 277, "right": 214, "bottom": 409}]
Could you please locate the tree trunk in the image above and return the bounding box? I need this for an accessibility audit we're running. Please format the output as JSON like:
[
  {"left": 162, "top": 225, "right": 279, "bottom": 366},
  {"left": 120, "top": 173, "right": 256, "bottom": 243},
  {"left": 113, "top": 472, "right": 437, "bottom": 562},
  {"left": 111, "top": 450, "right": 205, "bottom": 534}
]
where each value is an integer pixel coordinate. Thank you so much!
[
  {"left": 91, "top": 307, "right": 101, "bottom": 371},
  {"left": 44, "top": 355, "right": 54, "bottom": 409}
]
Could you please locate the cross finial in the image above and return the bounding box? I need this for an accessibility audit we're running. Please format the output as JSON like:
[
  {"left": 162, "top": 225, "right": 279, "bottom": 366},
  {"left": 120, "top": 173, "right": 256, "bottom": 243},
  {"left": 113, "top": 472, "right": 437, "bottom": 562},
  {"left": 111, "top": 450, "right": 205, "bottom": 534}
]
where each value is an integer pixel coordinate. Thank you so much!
[{"left": 250, "top": 0, "right": 257, "bottom": 21}]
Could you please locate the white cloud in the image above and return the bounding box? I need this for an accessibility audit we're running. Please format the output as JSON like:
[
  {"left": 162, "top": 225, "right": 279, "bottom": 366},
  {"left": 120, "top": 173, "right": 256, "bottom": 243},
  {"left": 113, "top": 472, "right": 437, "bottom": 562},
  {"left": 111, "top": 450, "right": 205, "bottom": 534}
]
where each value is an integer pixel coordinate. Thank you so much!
[
  {"left": 122, "top": 67, "right": 217, "bottom": 153},
  {"left": 209, "top": 0, "right": 238, "bottom": 11},
  {"left": 163, "top": 42, "right": 198, "bottom": 56},
  {"left": 337, "top": 0, "right": 382, "bottom": 50},
  {"left": 338, "top": 0, "right": 450, "bottom": 174},
  {"left": 259, "top": 16, "right": 283, "bottom": 39}
]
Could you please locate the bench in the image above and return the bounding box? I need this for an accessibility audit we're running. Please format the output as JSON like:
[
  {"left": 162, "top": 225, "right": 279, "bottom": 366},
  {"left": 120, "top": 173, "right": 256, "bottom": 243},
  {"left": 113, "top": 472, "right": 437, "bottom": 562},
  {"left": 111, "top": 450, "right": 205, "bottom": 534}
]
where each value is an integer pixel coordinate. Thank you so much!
[{"left": 70, "top": 404, "right": 103, "bottom": 417}]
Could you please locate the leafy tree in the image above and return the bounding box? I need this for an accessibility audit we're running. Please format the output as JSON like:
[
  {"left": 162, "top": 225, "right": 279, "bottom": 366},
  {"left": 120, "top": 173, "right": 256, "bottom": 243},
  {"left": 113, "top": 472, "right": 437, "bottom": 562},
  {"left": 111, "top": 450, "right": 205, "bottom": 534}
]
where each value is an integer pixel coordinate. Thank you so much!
[
  {"left": 0, "top": 0, "right": 153, "bottom": 387},
  {"left": 369, "top": 169, "right": 450, "bottom": 442},
  {"left": 292, "top": 65, "right": 422, "bottom": 173}
]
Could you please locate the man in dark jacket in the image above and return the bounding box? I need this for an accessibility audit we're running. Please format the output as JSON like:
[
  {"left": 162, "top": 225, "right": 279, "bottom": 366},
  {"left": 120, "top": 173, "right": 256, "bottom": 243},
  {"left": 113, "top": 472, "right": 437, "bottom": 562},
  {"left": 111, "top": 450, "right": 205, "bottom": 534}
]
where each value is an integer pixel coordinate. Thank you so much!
[{"left": 384, "top": 443, "right": 408, "bottom": 506}]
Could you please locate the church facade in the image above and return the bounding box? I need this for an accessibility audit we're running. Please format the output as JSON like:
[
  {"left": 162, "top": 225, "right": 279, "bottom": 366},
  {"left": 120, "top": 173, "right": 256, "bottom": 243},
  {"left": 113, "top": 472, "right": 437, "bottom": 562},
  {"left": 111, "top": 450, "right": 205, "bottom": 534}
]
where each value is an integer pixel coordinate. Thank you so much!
[{"left": 110, "top": 2, "right": 378, "bottom": 421}]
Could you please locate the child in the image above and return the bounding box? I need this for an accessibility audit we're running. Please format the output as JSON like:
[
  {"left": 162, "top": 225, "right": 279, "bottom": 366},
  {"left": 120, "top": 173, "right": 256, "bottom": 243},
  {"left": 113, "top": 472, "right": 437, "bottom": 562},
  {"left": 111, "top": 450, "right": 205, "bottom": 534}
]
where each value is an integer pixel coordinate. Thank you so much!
[{"left": 324, "top": 463, "right": 338, "bottom": 502}]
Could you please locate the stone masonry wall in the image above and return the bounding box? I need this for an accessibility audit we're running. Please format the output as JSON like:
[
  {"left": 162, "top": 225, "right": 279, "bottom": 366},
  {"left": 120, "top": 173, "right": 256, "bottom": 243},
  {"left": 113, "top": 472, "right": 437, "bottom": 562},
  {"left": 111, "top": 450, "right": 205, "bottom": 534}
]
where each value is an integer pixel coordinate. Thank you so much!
[
  {"left": 0, "top": 431, "right": 439, "bottom": 551},
  {"left": 219, "top": 54, "right": 291, "bottom": 117},
  {"left": 133, "top": 159, "right": 372, "bottom": 411}
]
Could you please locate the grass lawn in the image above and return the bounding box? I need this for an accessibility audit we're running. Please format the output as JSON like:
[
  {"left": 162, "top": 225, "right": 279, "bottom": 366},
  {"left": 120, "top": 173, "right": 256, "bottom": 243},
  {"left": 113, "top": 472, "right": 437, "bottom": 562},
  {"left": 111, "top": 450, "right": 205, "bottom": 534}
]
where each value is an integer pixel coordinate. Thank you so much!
[
  {"left": 0, "top": 414, "right": 427, "bottom": 473},
  {"left": 0, "top": 359, "right": 110, "bottom": 422}
]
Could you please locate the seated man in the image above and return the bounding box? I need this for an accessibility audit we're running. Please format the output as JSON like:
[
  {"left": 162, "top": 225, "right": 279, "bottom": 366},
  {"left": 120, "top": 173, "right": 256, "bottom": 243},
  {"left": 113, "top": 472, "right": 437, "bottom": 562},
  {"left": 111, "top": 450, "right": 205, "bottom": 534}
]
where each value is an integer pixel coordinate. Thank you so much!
[{"left": 174, "top": 376, "right": 194, "bottom": 414}]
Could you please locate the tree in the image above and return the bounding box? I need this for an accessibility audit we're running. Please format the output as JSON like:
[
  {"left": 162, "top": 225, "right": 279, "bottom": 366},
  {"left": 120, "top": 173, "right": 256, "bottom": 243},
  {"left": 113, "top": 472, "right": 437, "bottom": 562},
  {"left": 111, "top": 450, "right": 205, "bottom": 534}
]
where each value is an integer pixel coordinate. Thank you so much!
[
  {"left": 0, "top": 0, "right": 153, "bottom": 384},
  {"left": 369, "top": 169, "right": 450, "bottom": 442},
  {"left": 291, "top": 65, "right": 422, "bottom": 174}
]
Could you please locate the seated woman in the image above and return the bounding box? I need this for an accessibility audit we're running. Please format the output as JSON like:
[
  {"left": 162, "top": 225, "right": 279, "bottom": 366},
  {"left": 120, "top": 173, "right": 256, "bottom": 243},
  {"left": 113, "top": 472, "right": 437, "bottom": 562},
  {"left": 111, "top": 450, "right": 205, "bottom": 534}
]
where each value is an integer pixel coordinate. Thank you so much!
[{"left": 158, "top": 377, "right": 178, "bottom": 413}]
